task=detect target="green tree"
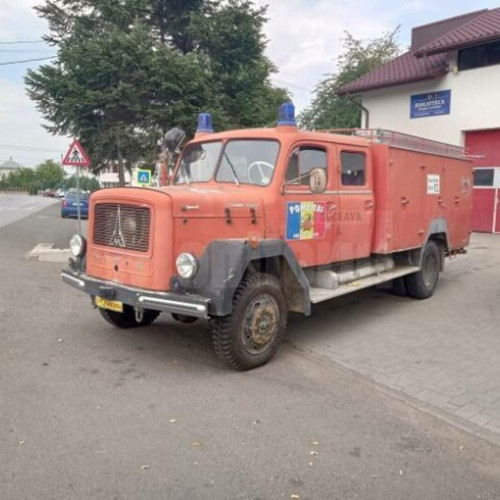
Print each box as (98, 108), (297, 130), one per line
(190, 0), (289, 129)
(1, 167), (35, 191)
(299, 30), (400, 130)
(26, 4), (210, 185)
(36, 159), (65, 189)
(63, 175), (100, 192)
(25, 0), (288, 185)
(0, 160), (64, 193)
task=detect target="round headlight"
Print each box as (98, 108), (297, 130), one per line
(70, 234), (86, 258)
(176, 253), (198, 279)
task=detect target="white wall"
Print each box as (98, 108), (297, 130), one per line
(362, 62), (500, 146)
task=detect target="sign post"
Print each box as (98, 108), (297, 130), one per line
(62, 139), (91, 234)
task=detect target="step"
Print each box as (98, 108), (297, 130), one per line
(309, 265), (420, 303)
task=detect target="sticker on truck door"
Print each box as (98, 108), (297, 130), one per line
(286, 201), (325, 240)
(427, 174), (440, 195)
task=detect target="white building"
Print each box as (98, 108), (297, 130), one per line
(340, 8), (500, 233)
(96, 163), (132, 187)
(0, 157), (23, 178)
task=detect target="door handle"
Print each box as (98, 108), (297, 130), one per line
(401, 197), (410, 206)
(365, 200), (374, 209)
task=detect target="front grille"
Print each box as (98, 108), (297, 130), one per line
(93, 203), (151, 252)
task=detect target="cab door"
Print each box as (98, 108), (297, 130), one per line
(281, 143), (338, 267)
(332, 147), (375, 262)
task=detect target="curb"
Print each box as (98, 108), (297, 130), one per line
(26, 243), (71, 263)
(285, 341), (500, 449)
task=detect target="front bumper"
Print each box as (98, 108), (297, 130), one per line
(61, 269), (210, 318)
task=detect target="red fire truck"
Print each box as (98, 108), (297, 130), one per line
(62, 103), (473, 370)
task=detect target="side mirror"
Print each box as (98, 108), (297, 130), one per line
(163, 127), (186, 154)
(309, 168), (327, 194)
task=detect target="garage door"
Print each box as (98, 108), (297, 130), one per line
(465, 130), (500, 233)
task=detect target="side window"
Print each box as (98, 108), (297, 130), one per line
(473, 169), (494, 186)
(341, 151), (366, 186)
(285, 147), (327, 186)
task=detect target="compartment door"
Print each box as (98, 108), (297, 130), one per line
(333, 148), (374, 262)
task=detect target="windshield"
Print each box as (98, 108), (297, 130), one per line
(174, 139), (280, 186)
(216, 140), (279, 186)
(174, 141), (222, 184)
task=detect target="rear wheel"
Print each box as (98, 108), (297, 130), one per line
(405, 240), (440, 299)
(211, 273), (287, 370)
(99, 305), (160, 329)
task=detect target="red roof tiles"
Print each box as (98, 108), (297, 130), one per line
(339, 8), (500, 95)
(339, 51), (448, 95)
(415, 7), (500, 56)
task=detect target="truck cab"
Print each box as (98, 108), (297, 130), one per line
(62, 102), (472, 370)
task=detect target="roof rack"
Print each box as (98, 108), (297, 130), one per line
(320, 128), (467, 159)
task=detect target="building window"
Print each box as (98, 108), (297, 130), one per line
(473, 169), (494, 187)
(458, 41), (500, 71)
(341, 151), (366, 186)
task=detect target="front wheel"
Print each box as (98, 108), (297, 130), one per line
(171, 313), (198, 324)
(405, 240), (441, 299)
(211, 273), (287, 370)
(99, 305), (160, 329)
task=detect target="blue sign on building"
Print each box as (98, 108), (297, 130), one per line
(410, 90), (451, 118)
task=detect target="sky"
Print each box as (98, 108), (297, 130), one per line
(1, 0), (499, 167)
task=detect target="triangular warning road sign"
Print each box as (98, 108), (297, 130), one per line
(62, 139), (91, 167)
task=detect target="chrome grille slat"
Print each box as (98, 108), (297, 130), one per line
(93, 203), (151, 252)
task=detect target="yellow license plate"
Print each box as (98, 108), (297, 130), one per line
(95, 296), (123, 312)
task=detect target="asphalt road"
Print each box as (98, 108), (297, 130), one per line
(0, 194), (59, 229)
(1, 201), (500, 500)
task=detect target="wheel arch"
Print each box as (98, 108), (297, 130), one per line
(172, 239), (311, 317)
(423, 218), (449, 271)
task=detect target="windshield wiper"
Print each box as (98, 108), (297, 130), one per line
(223, 152), (240, 186)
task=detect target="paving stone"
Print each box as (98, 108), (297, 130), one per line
(468, 413), (493, 427)
(290, 233), (500, 441)
(480, 407), (500, 420)
(413, 389), (451, 408)
(484, 419), (500, 434)
(448, 391), (479, 408)
(439, 385), (467, 398)
(454, 403), (483, 419)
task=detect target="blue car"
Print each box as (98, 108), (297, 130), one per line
(61, 193), (89, 218)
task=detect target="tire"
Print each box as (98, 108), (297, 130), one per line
(211, 273), (287, 370)
(392, 277), (408, 297)
(99, 304), (160, 329)
(171, 313), (198, 324)
(405, 240), (440, 299)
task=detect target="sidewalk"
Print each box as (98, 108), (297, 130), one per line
(289, 233), (500, 444)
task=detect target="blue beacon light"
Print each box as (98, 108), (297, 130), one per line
(278, 102), (297, 127)
(196, 112), (214, 134)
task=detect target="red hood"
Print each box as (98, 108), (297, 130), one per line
(156, 185), (265, 219)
